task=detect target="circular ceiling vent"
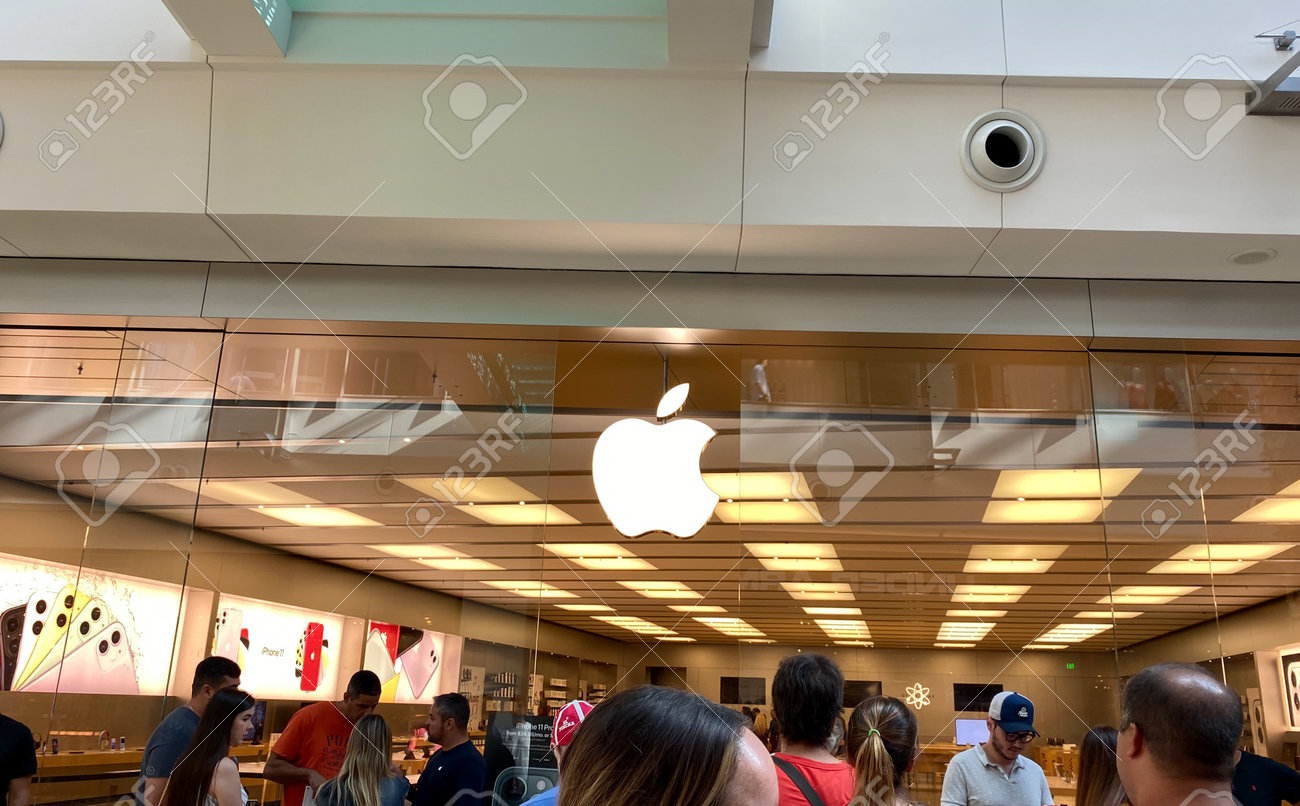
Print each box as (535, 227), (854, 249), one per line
(961, 110), (1044, 192)
(1228, 248), (1277, 266)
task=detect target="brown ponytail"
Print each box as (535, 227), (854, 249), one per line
(846, 696), (918, 806)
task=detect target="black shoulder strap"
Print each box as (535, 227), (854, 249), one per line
(771, 755), (829, 806)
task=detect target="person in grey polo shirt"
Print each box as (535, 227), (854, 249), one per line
(940, 691), (1054, 806)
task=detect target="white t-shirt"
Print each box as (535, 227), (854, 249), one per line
(939, 745), (1053, 806)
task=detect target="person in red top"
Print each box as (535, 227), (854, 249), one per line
(265, 671), (382, 806)
(771, 653), (855, 806)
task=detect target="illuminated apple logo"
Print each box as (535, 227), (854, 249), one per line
(593, 383), (718, 538)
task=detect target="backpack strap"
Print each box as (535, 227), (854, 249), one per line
(771, 755), (830, 806)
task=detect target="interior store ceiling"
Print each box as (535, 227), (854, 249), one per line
(2, 325), (1300, 652)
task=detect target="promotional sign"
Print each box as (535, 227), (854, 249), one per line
(212, 594), (343, 700)
(484, 712), (556, 796)
(363, 621), (463, 704)
(1278, 644), (1300, 730)
(0, 552), (181, 695)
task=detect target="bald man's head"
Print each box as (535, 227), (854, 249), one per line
(1120, 663), (1240, 782)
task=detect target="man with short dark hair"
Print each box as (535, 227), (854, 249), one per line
(940, 691), (1053, 806)
(139, 656), (242, 805)
(0, 709), (36, 806)
(1116, 662), (1242, 806)
(265, 670), (382, 806)
(771, 653), (854, 806)
(410, 692), (487, 806)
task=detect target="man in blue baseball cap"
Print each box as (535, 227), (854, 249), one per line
(940, 691), (1054, 806)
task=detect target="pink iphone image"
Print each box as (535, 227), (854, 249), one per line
(398, 630), (439, 700)
(21, 597), (112, 691)
(212, 608), (243, 661)
(24, 622), (139, 695)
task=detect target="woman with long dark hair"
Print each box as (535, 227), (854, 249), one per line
(846, 696), (919, 806)
(161, 688), (256, 806)
(559, 685), (778, 806)
(316, 715), (409, 806)
(1076, 726), (1127, 806)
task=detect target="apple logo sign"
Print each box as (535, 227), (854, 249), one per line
(593, 383), (718, 538)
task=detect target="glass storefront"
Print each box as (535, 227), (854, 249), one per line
(2, 320), (1299, 805)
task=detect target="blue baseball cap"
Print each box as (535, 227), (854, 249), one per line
(989, 691), (1035, 733)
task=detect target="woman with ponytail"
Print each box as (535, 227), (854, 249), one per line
(846, 696), (919, 806)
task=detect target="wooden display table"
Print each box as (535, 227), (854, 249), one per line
(34, 745), (265, 806)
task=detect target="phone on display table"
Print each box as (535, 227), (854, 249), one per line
(300, 622), (324, 692)
(25, 621), (139, 695)
(13, 584), (91, 691)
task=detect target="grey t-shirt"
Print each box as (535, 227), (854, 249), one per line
(940, 745), (1054, 806)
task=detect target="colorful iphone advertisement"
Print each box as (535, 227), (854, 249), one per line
(1278, 643), (1300, 730)
(0, 552), (181, 696)
(212, 595), (344, 700)
(364, 621), (463, 703)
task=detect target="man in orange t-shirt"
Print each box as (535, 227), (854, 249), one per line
(265, 671), (381, 806)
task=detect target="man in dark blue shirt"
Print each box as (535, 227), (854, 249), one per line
(1233, 748), (1300, 806)
(410, 693), (487, 806)
(0, 711), (37, 806)
(139, 656), (241, 805)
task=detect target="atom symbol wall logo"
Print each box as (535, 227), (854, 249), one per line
(905, 682), (931, 710)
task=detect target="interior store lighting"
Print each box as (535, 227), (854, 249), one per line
(669, 605), (727, 613)
(1023, 644), (1069, 650)
(482, 581), (576, 598)
(834, 640), (875, 647)
(781, 582), (855, 601)
(945, 609), (1007, 618)
(539, 543), (656, 571)
(991, 468), (1142, 499)
(934, 643), (977, 648)
(554, 604), (614, 612)
(745, 542), (842, 572)
(714, 501), (821, 524)
(1075, 610), (1142, 619)
(1097, 585), (1198, 605)
(702, 472), (814, 501)
(593, 615), (678, 636)
(260, 506), (382, 527)
(983, 500), (1106, 524)
(815, 619), (872, 640)
(693, 617), (766, 638)
(936, 621), (996, 641)
(617, 581), (702, 599)
(1150, 543), (1290, 574)
(1036, 623), (1112, 643)
(951, 584), (1030, 603)
(804, 606), (863, 616)
(368, 544), (502, 571)
(398, 476), (540, 504)
(459, 503), (579, 526)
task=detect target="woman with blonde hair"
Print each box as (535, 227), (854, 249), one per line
(846, 696), (919, 806)
(558, 685), (778, 806)
(1076, 726), (1127, 806)
(316, 715), (409, 806)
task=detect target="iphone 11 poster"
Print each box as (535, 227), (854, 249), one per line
(0, 552), (181, 695)
(212, 594), (343, 700)
(364, 621), (463, 703)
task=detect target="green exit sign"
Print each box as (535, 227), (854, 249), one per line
(1065, 662), (1076, 670)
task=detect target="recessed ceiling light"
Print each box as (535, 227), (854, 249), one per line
(1228, 248), (1277, 266)
(694, 617), (766, 638)
(482, 581), (576, 598)
(369, 544), (502, 571)
(715, 502), (821, 524)
(946, 609), (1007, 618)
(745, 543), (842, 572)
(804, 607), (863, 616)
(991, 468), (1142, 499)
(1075, 610), (1142, 619)
(934, 643), (977, 648)
(168, 479), (315, 506)
(964, 559), (1055, 574)
(1097, 586), (1197, 605)
(618, 581), (702, 599)
(1036, 623), (1112, 643)
(397, 476), (540, 504)
(952, 585), (1030, 603)
(669, 605), (727, 613)
(983, 499), (1106, 523)
(703, 472), (813, 501)
(937, 621), (996, 641)
(593, 615), (677, 636)
(1023, 644), (1069, 650)
(259, 506), (381, 527)
(835, 640), (875, 647)
(781, 582), (854, 601)
(815, 619), (872, 640)
(540, 544), (656, 571)
(1234, 497), (1300, 523)
(555, 604), (614, 612)
(460, 503), (579, 526)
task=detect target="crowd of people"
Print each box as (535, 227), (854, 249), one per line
(5, 656), (1300, 806)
